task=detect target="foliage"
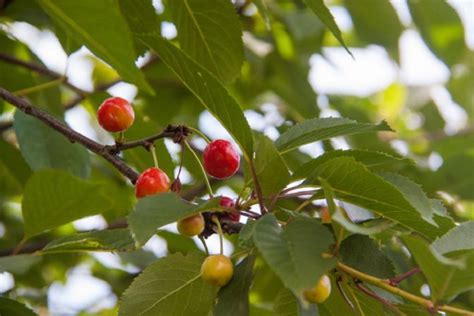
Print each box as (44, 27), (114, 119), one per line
(0, 0), (473, 315)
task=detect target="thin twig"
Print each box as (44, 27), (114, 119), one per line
(387, 267), (421, 286)
(355, 281), (401, 315)
(0, 86), (140, 182)
(107, 125), (186, 153)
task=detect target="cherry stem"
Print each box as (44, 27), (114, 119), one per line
(231, 249), (251, 259)
(12, 237), (27, 256)
(249, 160), (266, 214)
(187, 126), (211, 143)
(176, 144), (185, 179)
(387, 267), (421, 286)
(212, 216), (224, 255)
(184, 140), (214, 197)
(150, 144), (159, 168)
(117, 131), (125, 143)
(198, 235), (209, 256)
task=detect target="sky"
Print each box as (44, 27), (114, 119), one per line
(0, 0), (473, 314)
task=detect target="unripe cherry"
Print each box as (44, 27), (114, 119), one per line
(135, 167), (170, 198)
(220, 196), (240, 222)
(97, 97), (135, 132)
(201, 254), (233, 286)
(177, 213), (205, 237)
(203, 140), (240, 179)
(303, 274), (331, 304)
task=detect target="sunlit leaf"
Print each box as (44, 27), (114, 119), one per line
(36, 0), (152, 93)
(214, 255), (255, 316)
(253, 214), (336, 295)
(128, 193), (220, 246)
(0, 297), (36, 316)
(22, 170), (112, 237)
(14, 110), (90, 178)
(275, 118), (392, 153)
(119, 252), (218, 316)
(168, 0), (243, 83)
(41, 229), (135, 254)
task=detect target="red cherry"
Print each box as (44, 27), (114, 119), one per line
(203, 140), (240, 179)
(135, 167), (170, 198)
(219, 196), (240, 222)
(219, 196), (235, 209)
(97, 97), (135, 132)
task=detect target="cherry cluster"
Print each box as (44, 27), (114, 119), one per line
(97, 97), (242, 287)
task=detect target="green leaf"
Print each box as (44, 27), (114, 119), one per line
(268, 54), (320, 119)
(168, 0), (243, 83)
(14, 110), (90, 179)
(273, 288), (318, 316)
(254, 0), (271, 29)
(302, 0), (351, 56)
(321, 177), (396, 237)
(22, 170), (112, 237)
(36, 0), (152, 93)
(128, 193), (220, 246)
(431, 221), (474, 255)
(156, 231), (201, 255)
(214, 255), (255, 316)
(408, 0), (467, 66)
(434, 152), (474, 200)
(238, 219), (256, 250)
(332, 211), (395, 236)
(253, 214), (336, 295)
(275, 118), (392, 153)
(0, 297), (36, 316)
(274, 288), (299, 316)
(119, 252), (218, 316)
(319, 276), (357, 316)
(255, 135), (290, 197)
(40, 229), (135, 254)
(0, 254), (41, 274)
(448, 58), (474, 116)
(293, 149), (412, 181)
(339, 234), (395, 279)
(311, 157), (440, 240)
(118, 0), (254, 159)
(379, 172), (436, 225)
(402, 235), (474, 302)
(345, 0), (402, 59)
(0, 138), (32, 187)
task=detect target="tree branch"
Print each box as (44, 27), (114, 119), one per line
(337, 262), (473, 315)
(0, 52), (88, 95)
(0, 55), (159, 130)
(0, 86), (140, 182)
(107, 125), (189, 153)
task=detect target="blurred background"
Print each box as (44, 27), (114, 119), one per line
(0, 0), (473, 314)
